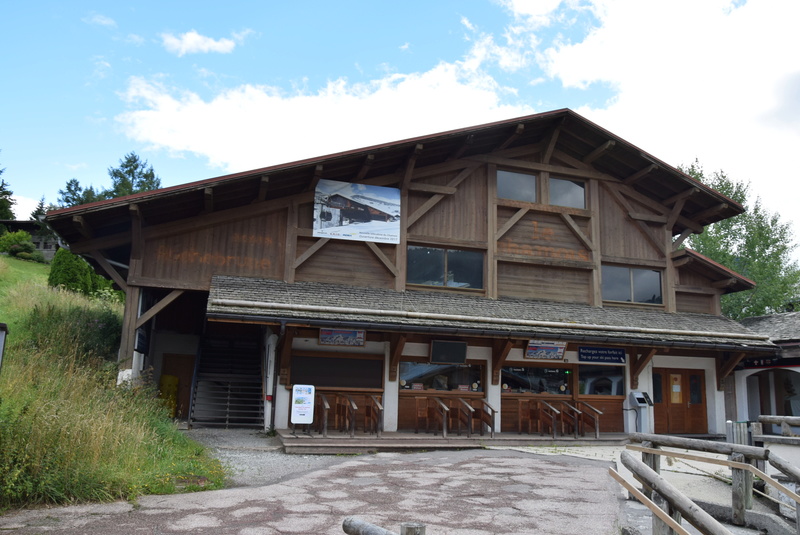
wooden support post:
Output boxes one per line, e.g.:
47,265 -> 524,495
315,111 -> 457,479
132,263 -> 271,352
731,452 -> 747,526
641,440 -> 661,499
652,491 -> 682,535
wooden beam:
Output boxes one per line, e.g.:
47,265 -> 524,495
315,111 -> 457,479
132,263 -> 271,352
448,134 -> 474,161
666,197 -> 687,229
711,278 -> 738,289
495,208 -> 529,241
407,165 -> 479,228
629,212 -> 668,224
582,140 -> 615,165
611,184 -> 704,234
89,249 -> 127,291
465,154 -> 609,181
663,187 -> 699,207
542,119 -> 565,164
365,241 -> 399,277
630,348 -> 657,389
623,164 -> 658,186
354,154 -> 375,182
72,215 -> 93,239
495,123 -> 524,152
278,328 -> 296,385
307,164 -> 324,192
203,187 -> 214,213
129,204 -> 143,263
718,352 -> 746,390
690,203 -> 728,223
603,184 -> 666,258
118,285 -> 140,369
672,255 -> 693,268
388,333 -> 407,381
672,228 -> 694,251
407,183 -> 458,195
292,237 -> 329,270
492,339 -> 514,385
560,213 -> 594,251
135,289 -> 184,329
401,144 -> 423,190
252,175 -> 269,203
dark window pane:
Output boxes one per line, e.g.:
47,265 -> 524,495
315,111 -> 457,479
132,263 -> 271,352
501,367 -> 571,395
399,362 -> 483,391
497,170 -> 536,203
550,177 -> 586,209
407,246 -> 445,286
578,365 -> 625,396
653,373 -> 663,404
447,249 -> 484,289
602,265 -> 631,301
633,269 -> 662,304
689,374 -> 702,405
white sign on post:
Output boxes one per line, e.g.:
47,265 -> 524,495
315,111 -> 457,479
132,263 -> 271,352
290,384 -> 315,425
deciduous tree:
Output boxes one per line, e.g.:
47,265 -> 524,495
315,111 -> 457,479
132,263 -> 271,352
682,160 -> 800,320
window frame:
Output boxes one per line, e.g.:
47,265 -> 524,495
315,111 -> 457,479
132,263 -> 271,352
496,168 -> 587,210
601,265 -> 664,305
406,245 -> 485,292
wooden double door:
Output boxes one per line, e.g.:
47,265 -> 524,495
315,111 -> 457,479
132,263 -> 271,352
652,368 -> 707,434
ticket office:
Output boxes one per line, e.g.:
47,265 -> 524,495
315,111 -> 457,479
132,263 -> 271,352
499,360 -> 626,433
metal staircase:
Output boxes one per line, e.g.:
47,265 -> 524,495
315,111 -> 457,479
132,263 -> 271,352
189,335 -> 264,428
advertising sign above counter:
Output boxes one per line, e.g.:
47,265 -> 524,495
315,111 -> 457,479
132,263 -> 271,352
525,340 -> 566,360
578,346 -> 626,364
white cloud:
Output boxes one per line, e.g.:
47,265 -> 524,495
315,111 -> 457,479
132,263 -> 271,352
161,30 -> 237,57
12,195 -> 40,220
116,61 -> 532,174
83,13 -> 116,27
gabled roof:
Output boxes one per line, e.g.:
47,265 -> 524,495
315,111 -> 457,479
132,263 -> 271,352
45,109 -> 743,263
208,276 -> 775,353
741,312 -> 800,344
671,248 -> 755,294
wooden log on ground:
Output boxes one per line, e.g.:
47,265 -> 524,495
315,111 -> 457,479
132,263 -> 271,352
342,517 -> 398,535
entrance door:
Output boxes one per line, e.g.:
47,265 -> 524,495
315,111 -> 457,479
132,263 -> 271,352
652,368 -> 707,434
163,353 -> 196,419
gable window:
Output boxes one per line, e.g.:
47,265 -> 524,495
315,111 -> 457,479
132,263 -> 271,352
602,265 -> 662,304
550,177 -> 586,209
407,246 -> 484,289
497,170 -> 536,203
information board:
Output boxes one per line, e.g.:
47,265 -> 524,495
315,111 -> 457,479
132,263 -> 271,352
290,384 -> 315,425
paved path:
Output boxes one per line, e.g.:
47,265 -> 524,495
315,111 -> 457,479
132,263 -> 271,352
0,449 -> 623,534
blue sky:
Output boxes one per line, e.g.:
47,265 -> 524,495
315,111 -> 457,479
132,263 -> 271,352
3,0 -> 800,252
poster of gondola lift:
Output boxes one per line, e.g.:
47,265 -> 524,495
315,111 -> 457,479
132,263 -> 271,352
313,179 -> 401,244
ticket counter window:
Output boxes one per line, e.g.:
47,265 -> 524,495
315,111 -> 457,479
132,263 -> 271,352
501,367 -> 571,395
578,365 -> 625,396
399,362 -> 483,392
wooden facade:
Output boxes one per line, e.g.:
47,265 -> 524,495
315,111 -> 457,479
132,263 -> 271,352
45,109 -> 776,436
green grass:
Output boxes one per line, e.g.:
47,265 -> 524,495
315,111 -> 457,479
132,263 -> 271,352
0,255 -> 226,508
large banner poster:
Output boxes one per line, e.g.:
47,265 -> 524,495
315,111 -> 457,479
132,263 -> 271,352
313,179 -> 401,244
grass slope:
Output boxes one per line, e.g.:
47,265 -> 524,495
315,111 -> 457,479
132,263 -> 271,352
0,255 -> 225,508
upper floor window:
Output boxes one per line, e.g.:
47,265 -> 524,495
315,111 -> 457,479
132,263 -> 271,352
407,246 -> 484,290
497,170 -> 586,209
550,177 -> 586,209
602,265 -> 662,304
497,170 -> 537,203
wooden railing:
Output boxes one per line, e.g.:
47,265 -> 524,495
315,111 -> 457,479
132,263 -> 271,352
336,394 -> 358,438
471,399 -> 497,438
317,393 -> 331,438
556,401 -> 582,438
618,432 -> 800,533
366,395 -> 384,437
576,401 -> 602,439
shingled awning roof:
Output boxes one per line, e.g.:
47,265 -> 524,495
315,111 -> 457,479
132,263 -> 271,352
208,276 -> 776,354
741,312 -> 800,344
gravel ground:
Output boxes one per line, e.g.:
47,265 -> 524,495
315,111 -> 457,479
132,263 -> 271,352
185,427 -> 348,487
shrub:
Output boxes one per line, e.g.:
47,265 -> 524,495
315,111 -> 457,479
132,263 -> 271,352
15,250 -> 46,263
0,230 -> 34,257
47,248 -> 94,294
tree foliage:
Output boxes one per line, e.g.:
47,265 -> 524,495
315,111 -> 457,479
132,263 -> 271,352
47,248 -> 95,294
0,175 -> 15,221
682,160 -> 800,320
57,152 -> 162,208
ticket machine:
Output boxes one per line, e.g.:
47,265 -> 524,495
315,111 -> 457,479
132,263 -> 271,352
627,390 -> 653,433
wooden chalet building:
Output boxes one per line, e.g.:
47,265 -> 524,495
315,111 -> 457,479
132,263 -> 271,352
45,109 -> 776,437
